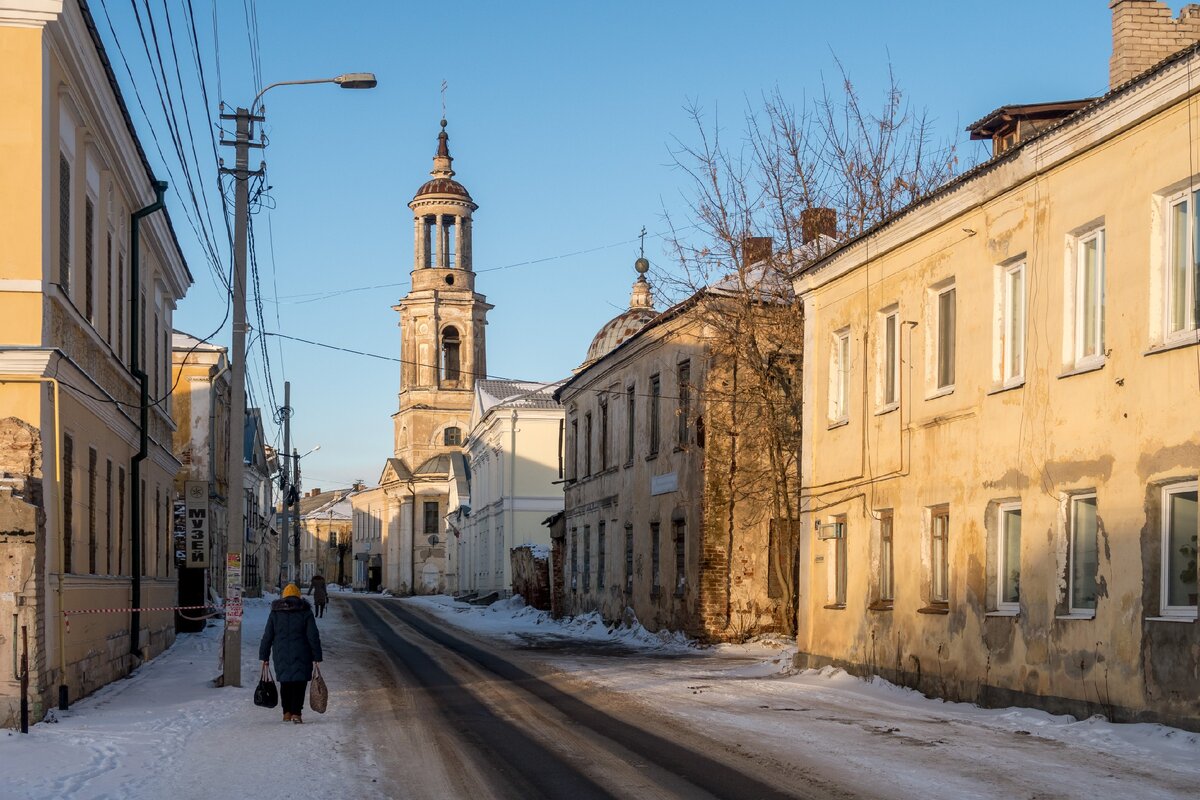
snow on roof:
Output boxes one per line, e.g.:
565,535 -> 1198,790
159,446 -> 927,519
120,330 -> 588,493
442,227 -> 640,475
477,379 -> 564,413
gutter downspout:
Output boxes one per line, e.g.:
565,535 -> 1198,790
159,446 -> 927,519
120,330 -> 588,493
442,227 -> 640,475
0,376 -> 64,707
408,480 -> 416,594
509,409 -> 517,594
129,181 -> 168,663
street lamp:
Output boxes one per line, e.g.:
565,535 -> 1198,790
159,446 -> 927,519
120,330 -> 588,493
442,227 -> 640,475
221,74 -> 375,689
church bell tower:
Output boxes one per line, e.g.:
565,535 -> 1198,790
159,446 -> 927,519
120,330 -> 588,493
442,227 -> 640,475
392,120 -> 492,467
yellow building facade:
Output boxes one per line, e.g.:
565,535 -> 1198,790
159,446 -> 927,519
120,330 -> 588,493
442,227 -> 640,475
795,26 -> 1200,728
0,0 -> 191,725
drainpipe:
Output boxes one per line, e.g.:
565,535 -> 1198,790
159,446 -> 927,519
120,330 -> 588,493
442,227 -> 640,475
129,181 -> 168,663
408,480 -> 416,594
0,376 -> 65,707
509,409 -> 518,593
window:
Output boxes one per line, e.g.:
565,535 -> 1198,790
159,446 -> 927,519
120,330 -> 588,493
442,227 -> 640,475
597,521 -> 606,589
441,326 -> 461,383
1167,191 -> 1200,339
880,308 -> 899,408
105,459 -> 113,574
84,198 -> 95,323
583,412 -> 592,477
87,447 -> 97,574
1074,229 -> 1105,364
599,398 -> 609,471
443,427 -> 462,446
997,503 -> 1021,611
649,375 -> 661,455
625,384 -> 635,464
59,153 -> 71,293
930,506 -> 949,604
999,262 -> 1025,384
117,466 -> 125,575
423,501 -> 439,536
829,328 -> 850,422
650,522 -> 661,594
676,360 -> 691,446
583,525 -> 591,591
1069,494 -> 1099,614
673,519 -> 686,595
832,516 -> 847,606
105,232 -> 114,343
624,523 -> 633,593
879,510 -> 894,603
570,527 -> 578,590
117,253 -> 126,361
1161,482 -> 1197,617
935,284 -> 956,391
570,418 -> 578,480
63,434 -> 74,573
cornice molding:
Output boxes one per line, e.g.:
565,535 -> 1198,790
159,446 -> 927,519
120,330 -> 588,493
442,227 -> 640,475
0,0 -> 62,28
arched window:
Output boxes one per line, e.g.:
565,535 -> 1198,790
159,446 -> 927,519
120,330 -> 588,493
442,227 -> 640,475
444,427 -> 462,446
441,326 -> 461,383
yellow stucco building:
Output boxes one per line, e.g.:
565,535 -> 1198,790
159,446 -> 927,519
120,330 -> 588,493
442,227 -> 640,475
795,1 -> 1200,728
0,0 -> 191,726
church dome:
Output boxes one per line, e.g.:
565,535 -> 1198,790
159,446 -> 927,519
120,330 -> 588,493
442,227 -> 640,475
411,119 -> 475,205
578,256 -> 657,370
414,176 -> 472,201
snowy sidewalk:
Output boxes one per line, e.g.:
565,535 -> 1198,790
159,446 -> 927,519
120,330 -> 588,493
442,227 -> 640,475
405,595 -> 1200,800
0,594 -> 388,800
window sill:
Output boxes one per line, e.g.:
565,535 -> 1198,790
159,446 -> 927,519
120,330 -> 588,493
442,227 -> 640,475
673,589 -> 685,598
874,403 -> 898,417
986,379 -> 1025,397
623,460 -> 634,470
868,601 -> 893,612
823,603 -> 846,610
827,418 -> 849,430
1145,332 -> 1200,356
917,604 -> 949,615
1146,614 -> 1197,623
986,609 -> 1020,617
1057,359 -> 1105,380
1056,612 -> 1096,620
645,453 -> 658,463
673,445 -> 688,454
925,386 -> 954,401
650,588 -> 662,600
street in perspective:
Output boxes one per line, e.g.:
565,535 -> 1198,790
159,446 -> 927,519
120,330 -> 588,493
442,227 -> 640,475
0,1 -> 1198,799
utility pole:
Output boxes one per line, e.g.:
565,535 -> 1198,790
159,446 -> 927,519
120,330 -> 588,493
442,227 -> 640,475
279,381 -> 291,589
292,447 -> 302,580
218,106 -> 262,688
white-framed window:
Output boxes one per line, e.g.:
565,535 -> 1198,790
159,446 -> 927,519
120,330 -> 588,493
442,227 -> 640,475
1160,481 -> 1197,618
996,261 -> 1025,385
930,505 -> 950,604
996,502 -> 1022,612
878,306 -> 900,409
1166,191 -> 1200,340
1068,493 -> 1099,615
824,516 -> 847,606
829,327 -> 850,422
878,509 -> 894,604
929,282 -> 956,393
1072,229 -> 1105,365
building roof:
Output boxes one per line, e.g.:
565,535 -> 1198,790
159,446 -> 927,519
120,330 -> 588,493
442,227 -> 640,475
411,119 -> 475,205
477,379 -> 564,412
965,99 -> 1097,140
298,488 -> 353,517
578,259 -> 658,371
414,176 -> 472,201
172,329 -> 226,353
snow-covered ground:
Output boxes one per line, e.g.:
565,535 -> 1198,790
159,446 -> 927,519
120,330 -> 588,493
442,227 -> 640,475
407,594 -> 1200,800
0,595 -> 389,800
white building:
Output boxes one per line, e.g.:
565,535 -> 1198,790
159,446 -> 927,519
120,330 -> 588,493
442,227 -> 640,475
452,380 -> 564,597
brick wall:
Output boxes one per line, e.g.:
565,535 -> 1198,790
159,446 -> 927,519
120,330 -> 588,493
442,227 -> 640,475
510,545 -> 551,610
1110,0 -> 1200,87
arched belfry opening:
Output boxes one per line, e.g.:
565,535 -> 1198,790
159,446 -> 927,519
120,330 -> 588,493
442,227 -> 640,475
441,326 -> 461,384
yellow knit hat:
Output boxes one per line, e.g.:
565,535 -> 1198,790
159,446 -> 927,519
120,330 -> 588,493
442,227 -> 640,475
282,583 -> 301,598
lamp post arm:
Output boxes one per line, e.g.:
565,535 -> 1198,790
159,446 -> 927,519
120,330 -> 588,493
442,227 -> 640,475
252,78 -> 337,111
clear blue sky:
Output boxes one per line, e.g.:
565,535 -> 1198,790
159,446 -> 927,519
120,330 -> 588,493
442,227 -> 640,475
92,0 -> 1157,489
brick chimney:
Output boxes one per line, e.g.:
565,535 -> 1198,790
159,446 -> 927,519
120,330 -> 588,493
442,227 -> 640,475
801,207 -> 837,245
309,487 -> 321,498
742,236 -> 773,267
1110,1 -> 1200,88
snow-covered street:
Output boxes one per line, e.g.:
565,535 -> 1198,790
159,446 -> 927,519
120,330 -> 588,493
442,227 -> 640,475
3,593 -> 1198,799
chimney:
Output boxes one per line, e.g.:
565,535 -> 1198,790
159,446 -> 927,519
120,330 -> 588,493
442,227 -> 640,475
1110,1 -> 1200,89
742,236 -> 773,268
309,487 -> 321,498
801,207 -> 837,245
352,480 -> 366,491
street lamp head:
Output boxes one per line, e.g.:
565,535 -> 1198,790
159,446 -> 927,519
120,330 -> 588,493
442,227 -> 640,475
334,73 -> 377,90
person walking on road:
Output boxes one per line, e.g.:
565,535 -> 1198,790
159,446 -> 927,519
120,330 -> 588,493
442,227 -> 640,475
259,583 -> 322,723
309,573 -> 328,618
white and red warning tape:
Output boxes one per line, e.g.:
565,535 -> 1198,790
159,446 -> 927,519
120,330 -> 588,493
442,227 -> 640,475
63,604 -> 219,631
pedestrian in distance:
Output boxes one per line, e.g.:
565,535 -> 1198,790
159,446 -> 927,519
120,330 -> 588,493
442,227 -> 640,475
259,583 -> 323,724
309,572 -> 328,618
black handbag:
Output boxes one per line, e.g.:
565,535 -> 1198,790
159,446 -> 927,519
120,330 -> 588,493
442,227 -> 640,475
254,664 -> 278,708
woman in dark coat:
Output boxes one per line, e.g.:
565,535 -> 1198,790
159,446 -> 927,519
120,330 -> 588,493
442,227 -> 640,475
308,573 -> 328,618
259,583 -> 322,723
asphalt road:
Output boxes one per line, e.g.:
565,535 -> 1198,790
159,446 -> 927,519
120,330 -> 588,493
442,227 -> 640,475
341,596 -> 848,800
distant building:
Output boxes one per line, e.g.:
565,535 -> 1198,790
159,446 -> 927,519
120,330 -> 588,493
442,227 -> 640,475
0,0 -> 192,725
451,380 -> 564,598
242,409 -> 276,597
296,487 -> 352,587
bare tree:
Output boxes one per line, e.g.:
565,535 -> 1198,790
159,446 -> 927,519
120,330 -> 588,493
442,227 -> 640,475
663,64 -> 957,636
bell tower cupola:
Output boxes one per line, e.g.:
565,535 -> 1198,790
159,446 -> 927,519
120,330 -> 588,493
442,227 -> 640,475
408,119 -> 478,292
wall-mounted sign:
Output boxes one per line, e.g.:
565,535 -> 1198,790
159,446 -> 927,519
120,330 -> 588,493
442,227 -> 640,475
185,481 -> 209,568
650,472 -> 678,496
